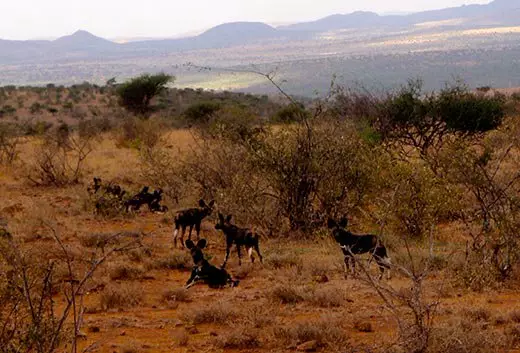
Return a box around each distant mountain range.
[1,0,520,92]
[1,0,518,62]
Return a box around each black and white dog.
[328,217,391,279]
[173,199,215,248]
[184,239,239,289]
[215,213,263,268]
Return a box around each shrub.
[183,101,221,125]
[273,318,350,351]
[183,302,238,325]
[162,288,191,303]
[214,327,261,349]
[150,251,192,270]
[269,284,305,304]
[109,263,144,281]
[99,284,144,311]
[116,73,173,116]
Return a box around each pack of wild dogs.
[87,178,392,289]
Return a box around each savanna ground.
[2,80,520,353]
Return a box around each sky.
[0,0,491,40]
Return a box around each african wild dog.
[88,177,126,199]
[184,239,239,289]
[215,213,263,268]
[327,217,391,279]
[125,187,168,213]
[173,199,215,248]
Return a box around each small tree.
[116,73,173,117]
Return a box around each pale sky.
[0,0,491,40]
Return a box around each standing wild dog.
[173,199,215,248]
[184,239,239,289]
[327,217,391,279]
[215,213,263,268]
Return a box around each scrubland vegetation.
[1,75,520,353]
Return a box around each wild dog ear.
[185,239,195,249]
[208,200,215,208]
[327,218,337,229]
[225,214,232,223]
[339,217,348,229]
[218,213,225,223]
[197,239,207,249]
[199,199,207,208]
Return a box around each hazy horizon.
[1,0,491,41]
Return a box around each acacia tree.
[116,73,173,117]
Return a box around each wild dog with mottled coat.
[215,213,263,268]
[173,199,215,248]
[327,217,391,279]
[184,239,239,289]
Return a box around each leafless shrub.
[0,123,21,164]
[27,131,95,187]
[0,221,140,353]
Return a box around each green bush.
[116,73,173,116]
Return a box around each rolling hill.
[0,0,519,94]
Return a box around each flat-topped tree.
[116,73,173,117]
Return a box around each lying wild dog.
[328,217,391,279]
[184,239,239,289]
[215,213,263,268]
[124,187,168,213]
[173,199,215,248]
[88,177,126,199]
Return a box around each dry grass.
[269,284,306,304]
[272,317,350,352]
[109,262,144,281]
[99,284,144,311]
[214,326,262,349]
[265,251,302,269]
[307,286,345,308]
[182,301,239,325]
[428,318,508,353]
[461,307,492,322]
[150,250,192,270]
[162,287,191,303]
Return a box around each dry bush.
[27,131,95,187]
[182,301,239,325]
[109,262,144,281]
[265,251,303,269]
[0,123,21,165]
[116,117,163,150]
[173,331,189,347]
[127,246,153,262]
[426,318,508,353]
[272,317,350,352]
[307,286,345,308]
[99,284,144,311]
[162,288,191,303]
[510,310,520,324]
[214,326,262,349]
[461,307,492,322]
[239,304,277,329]
[269,284,306,304]
[149,250,192,270]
